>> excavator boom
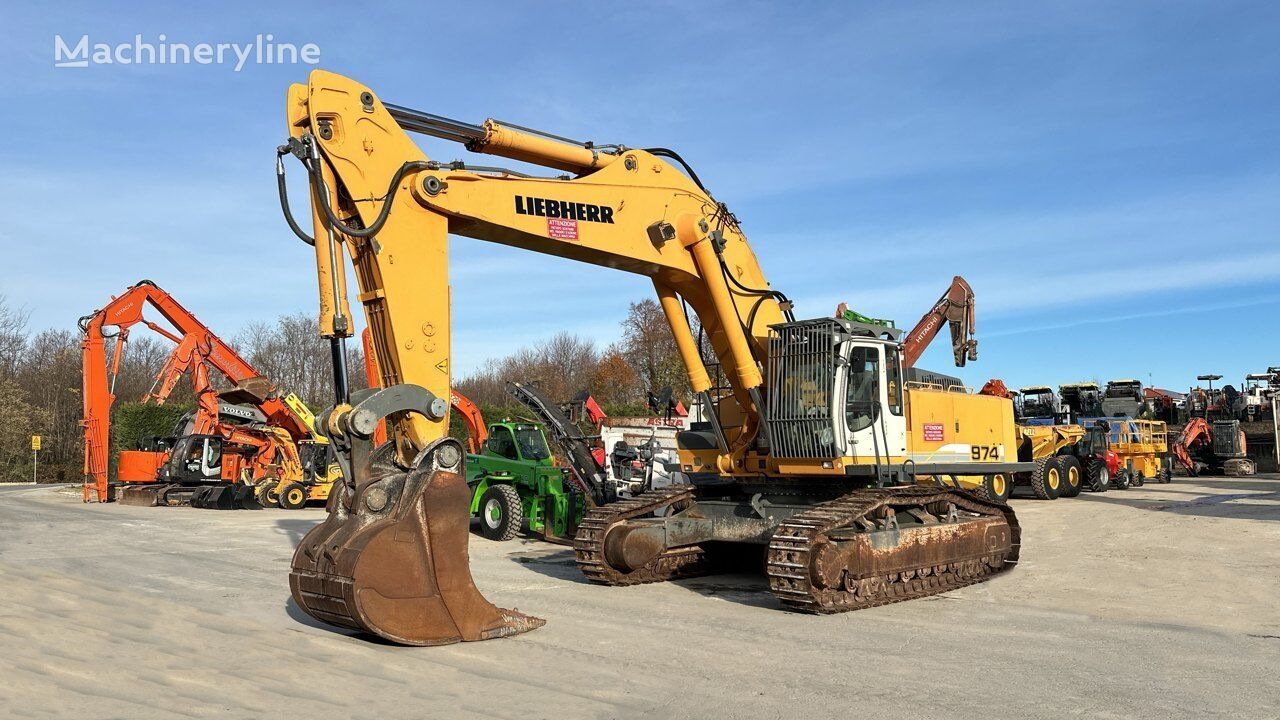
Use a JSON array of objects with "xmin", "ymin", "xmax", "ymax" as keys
[{"xmin": 900, "ymin": 276, "xmax": 976, "ymax": 369}]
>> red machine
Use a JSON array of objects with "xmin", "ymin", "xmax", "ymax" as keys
[
  {"xmin": 979, "ymin": 378, "xmax": 1014, "ymax": 399},
  {"xmin": 836, "ymin": 276, "xmax": 976, "ymax": 371},
  {"xmin": 80, "ymin": 280, "xmax": 309, "ymax": 503}
]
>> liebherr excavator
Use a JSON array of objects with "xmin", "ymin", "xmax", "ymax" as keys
[{"xmin": 276, "ymin": 70, "xmax": 1028, "ymax": 646}]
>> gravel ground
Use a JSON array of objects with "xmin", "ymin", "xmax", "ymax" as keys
[{"xmin": 1, "ymin": 476, "xmax": 1278, "ymax": 720}]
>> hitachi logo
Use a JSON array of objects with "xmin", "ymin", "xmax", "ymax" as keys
[{"xmin": 515, "ymin": 195, "xmax": 614, "ymax": 224}]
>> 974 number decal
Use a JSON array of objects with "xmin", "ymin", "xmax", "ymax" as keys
[{"xmin": 970, "ymin": 445, "xmax": 999, "ymax": 460}]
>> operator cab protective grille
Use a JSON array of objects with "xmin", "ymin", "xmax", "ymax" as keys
[{"xmin": 766, "ymin": 319, "xmax": 843, "ymax": 459}]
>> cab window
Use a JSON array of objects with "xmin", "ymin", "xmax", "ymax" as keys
[
  {"xmin": 203, "ymin": 438, "xmax": 222, "ymax": 470},
  {"xmin": 513, "ymin": 425, "xmax": 550, "ymax": 461},
  {"xmin": 487, "ymin": 426, "xmax": 518, "ymax": 460},
  {"xmin": 845, "ymin": 346, "xmax": 880, "ymax": 432},
  {"xmin": 884, "ymin": 346, "xmax": 903, "ymax": 415}
]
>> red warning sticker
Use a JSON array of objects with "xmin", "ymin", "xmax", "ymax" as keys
[
  {"xmin": 547, "ymin": 218, "xmax": 579, "ymax": 240},
  {"xmin": 923, "ymin": 423, "xmax": 944, "ymax": 442}
]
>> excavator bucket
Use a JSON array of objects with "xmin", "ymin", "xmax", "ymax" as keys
[{"xmin": 289, "ymin": 438, "xmax": 544, "ymax": 646}]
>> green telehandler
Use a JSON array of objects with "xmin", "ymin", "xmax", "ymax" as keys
[
  {"xmin": 467, "ymin": 420, "xmax": 587, "ymax": 542},
  {"xmin": 462, "ymin": 383, "xmax": 611, "ymax": 544}
]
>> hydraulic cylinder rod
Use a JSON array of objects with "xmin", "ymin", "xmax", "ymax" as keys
[{"xmin": 385, "ymin": 103, "xmax": 616, "ymax": 174}]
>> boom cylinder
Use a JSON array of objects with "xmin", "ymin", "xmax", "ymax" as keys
[
  {"xmin": 653, "ymin": 281, "xmax": 712, "ymax": 394},
  {"xmin": 474, "ymin": 120, "xmax": 617, "ymax": 175},
  {"xmin": 385, "ymin": 104, "xmax": 486, "ymax": 144},
  {"xmin": 679, "ymin": 216, "xmax": 763, "ymax": 390}
]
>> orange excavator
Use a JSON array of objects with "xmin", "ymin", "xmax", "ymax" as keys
[
  {"xmin": 80, "ymin": 280, "xmax": 312, "ymax": 507},
  {"xmin": 837, "ymin": 275, "xmax": 976, "ymax": 370},
  {"xmin": 1171, "ymin": 417, "xmax": 1256, "ymax": 476}
]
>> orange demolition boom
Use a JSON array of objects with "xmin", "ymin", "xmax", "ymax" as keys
[{"xmin": 80, "ymin": 280, "xmax": 309, "ymax": 502}]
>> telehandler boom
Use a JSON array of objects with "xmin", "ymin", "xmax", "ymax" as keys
[{"xmin": 277, "ymin": 70, "xmax": 1026, "ymax": 646}]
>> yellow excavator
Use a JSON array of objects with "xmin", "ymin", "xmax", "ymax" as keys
[{"xmin": 276, "ymin": 70, "xmax": 1030, "ymax": 646}]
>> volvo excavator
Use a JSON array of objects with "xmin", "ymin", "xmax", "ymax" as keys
[
  {"xmin": 276, "ymin": 70, "xmax": 1028, "ymax": 646},
  {"xmin": 80, "ymin": 281, "xmax": 336, "ymax": 508}
]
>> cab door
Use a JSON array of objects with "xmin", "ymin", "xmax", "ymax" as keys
[{"xmin": 842, "ymin": 342, "xmax": 908, "ymax": 465}]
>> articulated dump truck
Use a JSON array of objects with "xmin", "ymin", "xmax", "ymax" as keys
[{"xmin": 274, "ymin": 70, "xmax": 1032, "ymax": 645}]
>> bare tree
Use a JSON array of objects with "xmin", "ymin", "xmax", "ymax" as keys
[
  {"xmin": 620, "ymin": 299, "xmax": 691, "ymax": 402},
  {"xmin": 0, "ymin": 377, "xmax": 50, "ymax": 481},
  {"xmin": 456, "ymin": 332, "xmax": 601, "ymax": 410},
  {"xmin": 14, "ymin": 330, "xmax": 80, "ymax": 479},
  {"xmin": 234, "ymin": 313, "xmax": 367, "ymax": 409},
  {"xmin": 0, "ymin": 295, "xmax": 30, "ymax": 381}
]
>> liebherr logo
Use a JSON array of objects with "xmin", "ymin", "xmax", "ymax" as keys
[{"xmin": 514, "ymin": 196, "xmax": 614, "ymax": 224}]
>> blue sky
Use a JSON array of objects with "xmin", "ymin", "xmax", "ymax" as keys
[{"xmin": 2, "ymin": 1, "xmax": 1277, "ymax": 392}]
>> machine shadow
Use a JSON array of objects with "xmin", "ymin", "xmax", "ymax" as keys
[
  {"xmin": 1073, "ymin": 486, "xmax": 1280, "ymax": 521},
  {"xmin": 275, "ymin": 516, "xmax": 325, "ymax": 547},
  {"xmin": 1178, "ymin": 476, "xmax": 1280, "ymax": 493},
  {"xmin": 507, "ymin": 542, "xmax": 781, "ymax": 609}
]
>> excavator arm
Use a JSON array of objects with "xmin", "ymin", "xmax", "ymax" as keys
[
  {"xmin": 280, "ymin": 71, "xmax": 788, "ymax": 470},
  {"xmin": 900, "ymin": 275, "xmax": 976, "ymax": 369},
  {"xmin": 360, "ymin": 326, "xmax": 488, "ymax": 453},
  {"xmin": 1172, "ymin": 418, "xmax": 1209, "ymax": 474},
  {"xmin": 143, "ymin": 334, "xmax": 202, "ymax": 405}
]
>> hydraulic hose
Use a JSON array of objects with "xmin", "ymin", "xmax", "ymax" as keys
[
  {"xmin": 308, "ymin": 152, "xmax": 433, "ymax": 239},
  {"xmin": 275, "ymin": 150, "xmax": 315, "ymax": 246},
  {"xmin": 276, "ymin": 137, "xmax": 431, "ymax": 243}
]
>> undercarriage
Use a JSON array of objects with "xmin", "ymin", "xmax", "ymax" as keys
[{"xmin": 574, "ymin": 481, "xmax": 1020, "ymax": 611}]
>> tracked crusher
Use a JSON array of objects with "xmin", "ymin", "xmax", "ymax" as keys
[{"xmin": 275, "ymin": 70, "xmax": 1026, "ymax": 645}]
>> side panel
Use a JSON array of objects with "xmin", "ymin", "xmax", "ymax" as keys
[
  {"xmin": 117, "ymin": 450, "xmax": 166, "ymax": 483},
  {"xmin": 906, "ymin": 388, "xmax": 1017, "ymax": 467}
]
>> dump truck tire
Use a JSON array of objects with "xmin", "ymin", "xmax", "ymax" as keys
[
  {"xmin": 1029, "ymin": 457, "xmax": 1061, "ymax": 500},
  {"xmin": 279, "ymin": 483, "xmax": 308, "ymax": 510},
  {"xmin": 972, "ymin": 473, "xmax": 1010, "ymax": 503},
  {"xmin": 479, "ymin": 484, "xmax": 523, "ymax": 541},
  {"xmin": 1058, "ymin": 457, "xmax": 1083, "ymax": 498}
]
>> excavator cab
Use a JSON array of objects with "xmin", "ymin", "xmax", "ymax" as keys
[
  {"xmin": 165, "ymin": 435, "xmax": 224, "ymax": 482},
  {"xmin": 765, "ymin": 318, "xmax": 907, "ymax": 470},
  {"xmin": 118, "ymin": 435, "xmax": 260, "ymax": 509}
]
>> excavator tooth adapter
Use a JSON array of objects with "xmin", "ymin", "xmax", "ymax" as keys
[{"xmin": 289, "ymin": 385, "xmax": 544, "ymax": 646}]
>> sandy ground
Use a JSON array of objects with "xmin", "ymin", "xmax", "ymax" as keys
[{"xmin": 1, "ymin": 477, "xmax": 1278, "ymax": 720}]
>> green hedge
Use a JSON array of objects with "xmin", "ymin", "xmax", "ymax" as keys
[{"xmin": 112, "ymin": 402, "xmax": 191, "ymax": 453}]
